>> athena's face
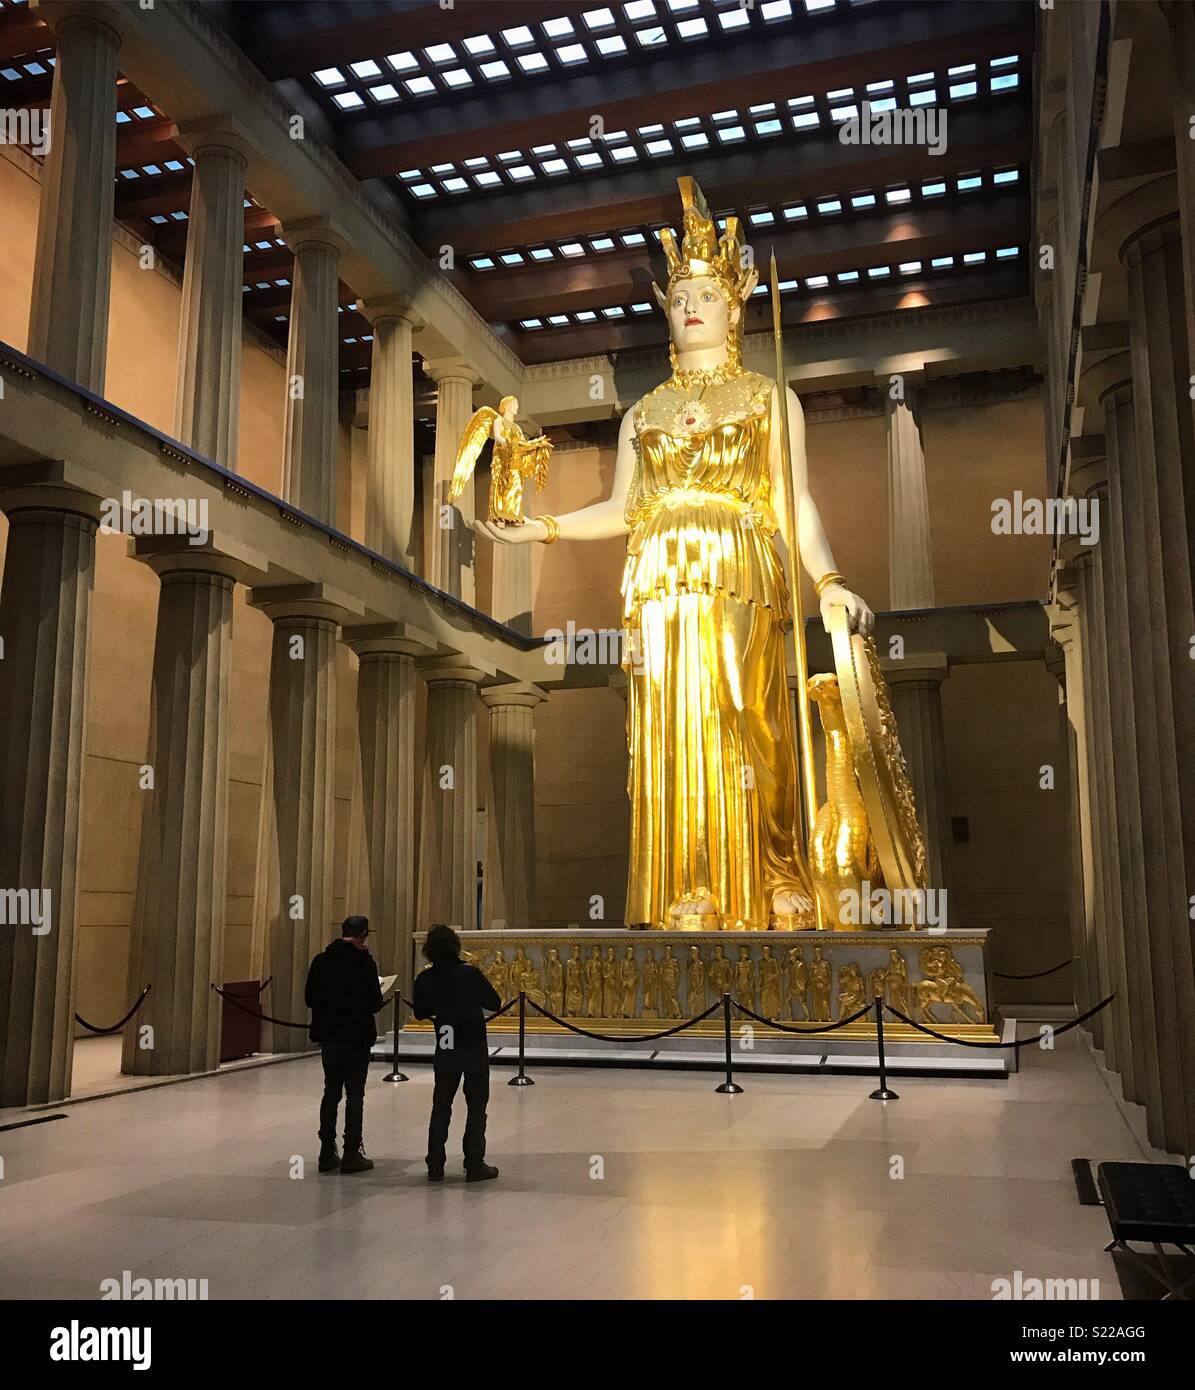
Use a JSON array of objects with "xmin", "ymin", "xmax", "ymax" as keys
[{"xmin": 667, "ymin": 275, "xmax": 736, "ymax": 352}]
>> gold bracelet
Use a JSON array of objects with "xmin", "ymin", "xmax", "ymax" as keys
[
  {"xmin": 535, "ymin": 514, "xmax": 560, "ymax": 545},
  {"xmin": 814, "ymin": 570, "xmax": 846, "ymax": 598}
]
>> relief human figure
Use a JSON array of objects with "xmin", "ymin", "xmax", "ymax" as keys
[
  {"xmin": 619, "ymin": 946, "xmax": 640, "ymax": 1018},
  {"xmin": 642, "ymin": 948, "xmax": 661, "ymax": 1017},
  {"xmin": 488, "ymin": 950, "xmax": 511, "ymax": 1005},
  {"xmin": 565, "ymin": 945, "xmax": 584, "ymax": 1016},
  {"xmin": 601, "ymin": 946, "xmax": 618, "ymax": 1018},
  {"xmin": 545, "ymin": 948, "xmax": 565, "ymax": 1015},
  {"xmin": 708, "ymin": 943, "xmax": 733, "ymax": 1001},
  {"xmin": 759, "ymin": 945, "xmax": 781, "ymax": 1019},
  {"xmin": 784, "ymin": 946, "xmax": 808, "ymax": 1021},
  {"xmin": 885, "ymin": 947, "xmax": 911, "ymax": 1016},
  {"xmin": 734, "ymin": 946, "xmax": 757, "ymax": 1010},
  {"xmin": 809, "ymin": 945, "xmax": 832, "ymax": 1020},
  {"xmin": 837, "ymin": 962, "xmax": 867, "ymax": 1019},
  {"xmin": 686, "ymin": 945, "xmax": 706, "ymax": 1013},
  {"xmin": 660, "ymin": 945, "xmax": 682, "ymax": 1018},
  {"xmin": 584, "ymin": 946, "xmax": 603, "ymax": 1018}
]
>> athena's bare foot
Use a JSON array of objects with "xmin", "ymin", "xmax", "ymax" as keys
[
  {"xmin": 772, "ymin": 888, "xmax": 813, "ymax": 916},
  {"xmin": 668, "ymin": 895, "xmax": 718, "ymax": 923}
]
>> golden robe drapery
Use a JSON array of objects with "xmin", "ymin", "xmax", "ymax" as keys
[{"xmin": 621, "ymin": 368, "xmax": 811, "ymax": 930}]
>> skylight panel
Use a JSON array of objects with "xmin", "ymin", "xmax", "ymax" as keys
[
  {"xmin": 624, "ymin": 1, "xmax": 656, "ymax": 19},
  {"xmin": 602, "ymin": 306, "xmax": 627, "ymax": 318},
  {"xmin": 668, "ymin": 0, "xmax": 700, "ymax": 10},
  {"xmin": 761, "ymin": 0, "xmax": 793, "ymax": 18},
  {"xmin": 792, "ymin": 112, "xmax": 820, "ymax": 130},
  {"xmin": 116, "ymin": 110, "xmax": 132, "ymax": 123},
  {"xmin": 480, "ymin": 60, "xmax": 511, "ymax": 79},
  {"xmin": 368, "ymin": 82, "xmax": 399, "ymax": 103},
  {"xmin": 632, "ymin": 302, "xmax": 653, "ymax": 313},
  {"xmin": 560, "ymin": 242, "xmax": 585, "ymax": 257},
  {"xmin": 991, "ymin": 73, "xmax": 1019, "ymax": 92},
  {"xmin": 424, "ymin": 43, "xmax": 456, "ymax": 63},
  {"xmin": 866, "ymin": 79, "xmax": 893, "ymax": 92},
  {"xmin": 577, "ymin": 150, "xmax": 603, "ymax": 168},
  {"xmin": 143, "ymin": 163, "xmax": 161, "ymax": 175},
  {"xmin": 621, "ymin": 231, "xmax": 647, "ymax": 246},
  {"xmin": 782, "ymin": 204, "xmax": 807, "ymax": 220},
  {"xmin": 993, "ymin": 168, "xmax": 1020, "ymax": 184},
  {"xmin": 830, "ymin": 103, "xmax": 858, "ymax": 122},
  {"xmin": 583, "ymin": 6, "xmax": 616, "ymax": 27},
  {"xmin": 314, "ymin": 67, "xmax": 345, "ymax": 86},
  {"xmin": 149, "ymin": 214, "xmax": 167, "ymax": 225},
  {"xmin": 443, "ymin": 69, "xmax": 473, "ymax": 87},
  {"xmin": 719, "ymin": 6, "xmax": 749, "ymax": 28},
  {"xmin": 682, "ymin": 132, "xmax": 710, "ymax": 149},
  {"xmin": 404, "ymin": 76, "xmax": 435, "ymax": 96},
  {"xmin": 532, "ymin": 144, "xmax": 558, "ymax": 155},
  {"xmin": 639, "ymin": 123, "xmax": 664, "ymax": 136},
  {"xmin": 350, "ymin": 59, "xmax": 381, "ymax": 78},
  {"xmin": 463, "ymin": 36, "xmax": 495, "ymax": 56},
  {"xmin": 886, "ymin": 186, "xmax": 911, "ymax": 203},
  {"xmin": 518, "ymin": 52, "xmax": 550, "ymax": 73},
  {"xmin": 387, "ymin": 51, "xmax": 419, "ymax": 72},
  {"xmin": 806, "ymin": 274, "xmax": 829, "ymax": 288},
  {"xmin": 963, "ymin": 251, "xmax": 986, "ymax": 264},
  {"xmin": 120, "ymin": 168, "xmax": 139, "ymax": 179},
  {"xmin": 543, "ymin": 17, "xmax": 575, "ymax": 38},
  {"xmin": 817, "ymin": 198, "xmax": 842, "ymax": 214},
  {"xmin": 922, "ymin": 180, "xmax": 946, "ymax": 196},
  {"xmin": 930, "ymin": 256, "xmax": 954, "ymax": 268},
  {"xmin": 332, "ymin": 91, "xmax": 364, "ymax": 110},
  {"xmin": 610, "ymin": 145, "xmax": 638, "ymax": 162},
  {"xmin": 576, "ymin": 310, "xmax": 598, "ymax": 322},
  {"xmin": 636, "ymin": 27, "xmax": 668, "ymax": 47},
  {"xmin": 836, "ymin": 271, "xmax": 859, "ymax": 283},
  {"xmin": 498, "ymin": 150, "xmax": 524, "ymax": 161},
  {"xmin": 596, "ymin": 35, "xmax": 627, "ymax": 54},
  {"xmin": 910, "ymin": 88, "xmax": 938, "ymax": 106},
  {"xmin": 430, "ymin": 162, "xmax": 455, "ymax": 174},
  {"xmin": 677, "ymin": 16, "xmax": 708, "ymax": 37},
  {"xmin": 899, "ymin": 261, "xmax": 922, "ymax": 274},
  {"xmin": 464, "ymin": 156, "xmax": 490, "ymax": 169},
  {"xmin": 957, "ymin": 175, "xmax": 982, "ymax": 192},
  {"xmin": 503, "ymin": 25, "xmax": 535, "ymax": 45},
  {"xmin": 948, "ymin": 63, "xmax": 976, "ymax": 76},
  {"xmin": 508, "ymin": 164, "xmax": 535, "ymax": 181},
  {"xmin": 717, "ymin": 125, "xmax": 746, "ymax": 142},
  {"xmin": 805, "ymin": 0, "xmax": 835, "ymax": 11},
  {"xmin": 442, "ymin": 177, "xmax": 469, "ymax": 193},
  {"xmin": 527, "ymin": 248, "xmax": 552, "ymax": 262},
  {"xmin": 996, "ymin": 246, "xmax": 1019, "ymax": 258},
  {"xmin": 557, "ymin": 44, "xmax": 587, "ymax": 64},
  {"xmin": 779, "ymin": 278, "xmax": 798, "ymax": 292},
  {"xmin": 646, "ymin": 137, "xmax": 673, "ymax": 155},
  {"xmin": 868, "ymin": 265, "xmax": 891, "ymax": 278},
  {"xmin": 712, "ymin": 108, "xmax": 738, "ymax": 122},
  {"xmin": 132, "ymin": 105, "xmax": 156, "ymax": 120},
  {"xmin": 755, "ymin": 119, "xmax": 782, "ymax": 135},
  {"xmin": 410, "ymin": 183, "xmax": 437, "ymax": 199},
  {"xmin": 521, "ymin": 319, "xmax": 544, "ymax": 330},
  {"xmin": 548, "ymin": 315, "xmax": 570, "ymax": 326},
  {"xmin": 399, "ymin": 169, "xmax": 423, "ymax": 180},
  {"xmin": 500, "ymin": 251, "xmax": 525, "ymax": 265},
  {"xmin": 471, "ymin": 256, "xmax": 496, "ymax": 270},
  {"xmin": 591, "ymin": 236, "xmax": 615, "ymax": 251},
  {"xmin": 851, "ymin": 193, "xmax": 876, "ymax": 209},
  {"xmin": 474, "ymin": 171, "xmax": 501, "ymax": 186},
  {"xmin": 950, "ymin": 81, "xmax": 978, "ymax": 99},
  {"xmin": 541, "ymin": 157, "xmax": 569, "ymax": 174}
]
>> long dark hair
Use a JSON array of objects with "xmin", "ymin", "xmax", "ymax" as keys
[{"xmin": 423, "ymin": 924, "xmax": 461, "ymax": 964}]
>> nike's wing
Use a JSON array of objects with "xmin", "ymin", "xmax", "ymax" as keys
[{"xmin": 448, "ymin": 406, "xmax": 498, "ymax": 502}]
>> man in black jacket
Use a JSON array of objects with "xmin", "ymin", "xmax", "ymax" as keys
[
  {"xmin": 412, "ymin": 924, "xmax": 502, "ymax": 1183},
  {"xmin": 304, "ymin": 915, "xmax": 384, "ymax": 1174}
]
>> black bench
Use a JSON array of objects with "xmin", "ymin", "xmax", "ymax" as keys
[{"xmin": 1097, "ymin": 1161, "xmax": 1195, "ymax": 1300}]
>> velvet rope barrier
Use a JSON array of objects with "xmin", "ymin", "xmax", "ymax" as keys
[
  {"xmin": 883, "ymin": 992, "xmax": 1115, "ymax": 1049},
  {"xmin": 729, "ymin": 997, "xmax": 876, "ymax": 1034},
  {"xmin": 75, "ymin": 984, "xmax": 152, "ymax": 1035},
  {"xmin": 210, "ymin": 982, "xmax": 308, "ymax": 1030},
  {"xmin": 525, "ymin": 996, "xmax": 722, "ymax": 1042}
]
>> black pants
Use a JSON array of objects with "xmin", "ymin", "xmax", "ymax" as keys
[
  {"xmin": 427, "ymin": 1042, "xmax": 490, "ymax": 1172},
  {"xmin": 318, "ymin": 1041, "xmax": 371, "ymax": 1148}
]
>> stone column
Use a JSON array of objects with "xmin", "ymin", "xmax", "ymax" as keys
[
  {"xmin": 425, "ymin": 358, "xmax": 483, "ymax": 605},
  {"xmin": 482, "ymin": 684, "xmax": 546, "ymax": 929},
  {"xmin": 1048, "ymin": 573, "xmax": 1095, "ymax": 1020},
  {"xmin": 1069, "ymin": 455, "xmax": 1133, "ymax": 1080},
  {"xmin": 122, "ymin": 552, "xmax": 239, "ymax": 1078},
  {"xmin": 882, "ymin": 375, "xmax": 935, "ymax": 609},
  {"xmin": 418, "ymin": 659, "xmax": 486, "ymax": 934},
  {"xmin": 281, "ymin": 219, "xmax": 345, "ymax": 526},
  {"xmin": 883, "ymin": 655, "xmax": 951, "ymax": 896},
  {"xmin": 0, "ymin": 490, "xmax": 100, "ymax": 1106},
  {"xmin": 27, "ymin": 10, "xmax": 120, "ymax": 392},
  {"xmin": 1118, "ymin": 203, "xmax": 1195, "ymax": 1156},
  {"xmin": 345, "ymin": 625, "xmax": 430, "ymax": 996},
  {"xmin": 357, "ymin": 297, "xmax": 424, "ymax": 567},
  {"xmin": 173, "ymin": 122, "xmax": 251, "ymax": 470},
  {"xmin": 250, "ymin": 590, "xmax": 339, "ymax": 1052}
]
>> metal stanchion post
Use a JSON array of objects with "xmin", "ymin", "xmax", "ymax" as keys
[
  {"xmin": 508, "ymin": 991, "xmax": 535, "ymax": 1087},
  {"xmin": 383, "ymin": 991, "xmax": 408, "ymax": 1083},
  {"xmin": 868, "ymin": 994, "xmax": 899, "ymax": 1101},
  {"xmin": 715, "ymin": 992, "xmax": 743, "ymax": 1094}
]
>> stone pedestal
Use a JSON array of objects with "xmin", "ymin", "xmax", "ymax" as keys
[
  {"xmin": 123, "ymin": 556, "xmax": 238, "ymax": 1077},
  {"xmin": 425, "ymin": 358, "xmax": 482, "ymax": 605},
  {"xmin": 27, "ymin": 12, "xmax": 120, "ymax": 392},
  {"xmin": 252, "ymin": 593, "xmax": 339, "ymax": 1052},
  {"xmin": 358, "ymin": 297, "xmax": 423, "ymax": 566},
  {"xmin": 418, "ymin": 659, "xmax": 485, "ymax": 935},
  {"xmin": 345, "ymin": 625, "xmax": 430, "ymax": 994},
  {"xmin": 281, "ymin": 221, "xmax": 344, "ymax": 526},
  {"xmin": 482, "ymin": 684, "xmax": 546, "ymax": 930},
  {"xmin": 174, "ymin": 125, "xmax": 249, "ymax": 470},
  {"xmin": 0, "ymin": 494, "xmax": 99, "ymax": 1105}
]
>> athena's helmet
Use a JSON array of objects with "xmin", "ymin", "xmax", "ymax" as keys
[{"xmin": 654, "ymin": 176, "xmax": 758, "ymax": 366}]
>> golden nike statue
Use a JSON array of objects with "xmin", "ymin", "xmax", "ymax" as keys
[
  {"xmin": 449, "ymin": 394, "xmax": 552, "ymax": 525},
  {"xmin": 476, "ymin": 177, "xmax": 879, "ymax": 931}
]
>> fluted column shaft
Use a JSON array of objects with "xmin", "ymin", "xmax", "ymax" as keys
[
  {"xmin": 0, "ymin": 499, "xmax": 98, "ymax": 1105},
  {"xmin": 282, "ymin": 228, "xmax": 342, "ymax": 525},
  {"xmin": 1121, "ymin": 215, "xmax": 1195, "ymax": 1154},
  {"xmin": 426, "ymin": 360, "xmax": 481, "ymax": 605},
  {"xmin": 884, "ymin": 383, "xmax": 935, "ymax": 609},
  {"xmin": 175, "ymin": 138, "xmax": 247, "ymax": 469},
  {"xmin": 259, "ymin": 605, "xmax": 337, "ymax": 1051},
  {"xmin": 27, "ymin": 13, "xmax": 120, "ymax": 392},
  {"xmin": 360, "ymin": 300, "xmax": 422, "ymax": 565},
  {"xmin": 885, "ymin": 658, "xmax": 951, "ymax": 894},
  {"xmin": 482, "ymin": 685, "xmax": 546, "ymax": 929},
  {"xmin": 123, "ymin": 562, "xmax": 235, "ymax": 1077},
  {"xmin": 418, "ymin": 663, "xmax": 483, "ymax": 934},
  {"xmin": 349, "ymin": 635, "xmax": 422, "ymax": 993}
]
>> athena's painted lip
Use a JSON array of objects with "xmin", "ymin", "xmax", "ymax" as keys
[{"xmin": 684, "ymin": 315, "xmax": 704, "ymax": 326}]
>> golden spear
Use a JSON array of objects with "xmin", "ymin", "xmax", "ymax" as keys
[{"xmin": 769, "ymin": 248, "xmax": 823, "ymax": 929}]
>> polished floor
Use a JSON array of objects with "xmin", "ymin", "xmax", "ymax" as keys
[{"xmin": 0, "ymin": 1033, "xmax": 1164, "ymax": 1300}]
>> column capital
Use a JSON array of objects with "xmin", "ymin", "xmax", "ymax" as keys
[
  {"xmin": 0, "ymin": 480, "xmax": 104, "ymax": 523},
  {"xmin": 880, "ymin": 651, "xmax": 949, "ymax": 686},
  {"xmin": 480, "ymin": 681, "xmax": 548, "ymax": 711},
  {"xmin": 247, "ymin": 581, "xmax": 365, "ymax": 625},
  {"xmin": 875, "ymin": 365, "xmax": 926, "ymax": 391},
  {"xmin": 420, "ymin": 653, "xmax": 493, "ymax": 686},
  {"xmin": 1068, "ymin": 448, "xmax": 1107, "ymax": 500},
  {"xmin": 173, "ymin": 115, "xmax": 256, "ymax": 166},
  {"xmin": 1094, "ymin": 174, "xmax": 1179, "ymax": 270},
  {"xmin": 356, "ymin": 293, "xmax": 425, "ymax": 332},
  {"xmin": 33, "ymin": 2, "xmax": 123, "ymax": 45},
  {"xmin": 424, "ymin": 355, "xmax": 483, "ymax": 387},
  {"xmin": 343, "ymin": 621, "xmax": 437, "ymax": 660},
  {"xmin": 1078, "ymin": 349, "xmax": 1132, "ymax": 413},
  {"xmin": 280, "ymin": 216, "xmax": 350, "ymax": 256}
]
